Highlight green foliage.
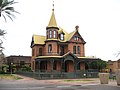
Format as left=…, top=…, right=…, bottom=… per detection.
left=89, top=60, right=107, bottom=71
left=64, top=79, right=94, bottom=82
left=2, top=64, right=9, bottom=73
left=0, top=74, right=23, bottom=80
left=21, top=65, right=31, bottom=71
left=0, top=0, right=19, bottom=22
left=0, top=30, right=7, bottom=72
left=0, top=53, right=6, bottom=71
left=97, top=60, right=107, bottom=71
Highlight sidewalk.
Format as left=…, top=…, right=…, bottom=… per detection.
left=15, top=74, right=118, bottom=86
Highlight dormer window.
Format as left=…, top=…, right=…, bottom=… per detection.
left=74, top=36, right=79, bottom=41
left=49, top=30, right=52, bottom=38
left=60, top=33, right=64, bottom=40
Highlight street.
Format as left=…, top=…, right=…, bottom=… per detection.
left=0, top=75, right=120, bottom=90
left=0, top=83, right=120, bottom=90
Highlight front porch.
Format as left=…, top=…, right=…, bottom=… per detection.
left=35, top=53, right=100, bottom=74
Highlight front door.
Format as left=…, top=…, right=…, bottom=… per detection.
left=65, top=60, right=74, bottom=72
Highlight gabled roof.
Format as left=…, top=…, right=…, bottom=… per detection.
left=63, top=51, right=77, bottom=58
left=32, top=27, right=85, bottom=46
left=32, top=35, right=45, bottom=45
left=67, top=30, right=76, bottom=41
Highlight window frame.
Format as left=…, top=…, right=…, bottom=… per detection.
left=74, top=36, right=79, bottom=41
left=39, top=48, right=42, bottom=56
left=53, top=30, right=56, bottom=38
left=73, top=46, right=76, bottom=54
left=49, top=30, right=52, bottom=38
left=77, top=46, right=80, bottom=54
left=48, top=44, right=52, bottom=53
left=60, top=33, right=64, bottom=40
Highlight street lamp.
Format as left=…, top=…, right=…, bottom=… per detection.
left=11, top=63, right=13, bottom=75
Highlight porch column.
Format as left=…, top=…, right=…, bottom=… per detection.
left=39, top=61, right=41, bottom=72
left=74, top=59, right=77, bottom=78
left=50, top=59, right=54, bottom=72
left=61, top=59, right=65, bottom=72
left=35, top=60, right=37, bottom=72
left=74, top=59, right=77, bottom=72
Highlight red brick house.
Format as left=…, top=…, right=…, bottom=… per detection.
left=31, top=8, right=100, bottom=73
left=107, top=59, right=120, bottom=73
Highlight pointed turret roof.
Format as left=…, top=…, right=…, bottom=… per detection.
left=46, top=8, right=59, bottom=29
left=48, top=9, right=57, bottom=27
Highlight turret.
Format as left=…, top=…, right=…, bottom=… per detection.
left=46, top=8, right=59, bottom=40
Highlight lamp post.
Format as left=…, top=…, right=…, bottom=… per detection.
left=11, top=63, right=13, bottom=75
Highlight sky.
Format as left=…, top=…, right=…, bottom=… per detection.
left=0, top=0, right=120, bottom=61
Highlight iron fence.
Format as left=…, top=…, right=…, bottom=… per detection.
left=16, top=70, right=99, bottom=79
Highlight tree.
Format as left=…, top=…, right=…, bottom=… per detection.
left=0, top=29, right=6, bottom=71
left=89, top=60, right=107, bottom=72
left=0, top=53, right=6, bottom=72
left=97, top=60, right=107, bottom=71
left=0, top=0, right=19, bottom=22
left=0, top=0, right=19, bottom=72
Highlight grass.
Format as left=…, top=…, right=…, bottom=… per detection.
left=0, top=74, right=23, bottom=80
left=64, top=79, right=94, bottom=82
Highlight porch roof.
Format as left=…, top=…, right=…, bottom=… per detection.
left=35, top=55, right=100, bottom=61
left=78, top=56, right=100, bottom=60
left=35, top=56, right=62, bottom=59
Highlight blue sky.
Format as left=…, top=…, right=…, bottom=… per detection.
left=0, top=0, right=120, bottom=61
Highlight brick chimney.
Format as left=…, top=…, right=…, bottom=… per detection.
left=75, top=25, right=79, bottom=31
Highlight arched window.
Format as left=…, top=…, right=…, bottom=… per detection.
left=60, top=33, right=64, bottom=40
left=77, top=46, right=80, bottom=54
left=49, top=30, right=52, bottom=38
left=53, top=30, right=56, bottom=38
left=48, top=44, right=52, bottom=53
left=32, top=49, right=35, bottom=56
left=39, top=48, right=42, bottom=56
left=73, top=46, right=76, bottom=54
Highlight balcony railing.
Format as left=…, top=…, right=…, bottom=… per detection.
left=36, top=52, right=81, bottom=57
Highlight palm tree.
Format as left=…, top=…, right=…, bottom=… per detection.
left=0, top=0, right=19, bottom=22
left=0, top=29, right=6, bottom=72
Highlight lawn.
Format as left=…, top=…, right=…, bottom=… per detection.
left=64, top=79, right=95, bottom=82
left=0, top=74, right=23, bottom=80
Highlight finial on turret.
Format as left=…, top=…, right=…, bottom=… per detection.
left=52, top=1, right=54, bottom=11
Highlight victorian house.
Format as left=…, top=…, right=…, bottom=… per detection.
left=31, top=8, right=100, bottom=74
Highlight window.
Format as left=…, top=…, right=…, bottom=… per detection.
left=32, top=49, right=35, bottom=56
left=48, top=44, right=52, bottom=53
left=49, top=30, right=52, bottom=38
left=20, top=61, right=25, bottom=66
left=53, top=30, right=56, bottom=38
left=74, top=36, right=79, bottom=41
left=39, top=48, right=42, bottom=56
left=78, top=46, right=80, bottom=54
left=60, top=33, right=64, bottom=40
left=73, top=46, right=76, bottom=54
left=47, top=30, right=48, bottom=39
